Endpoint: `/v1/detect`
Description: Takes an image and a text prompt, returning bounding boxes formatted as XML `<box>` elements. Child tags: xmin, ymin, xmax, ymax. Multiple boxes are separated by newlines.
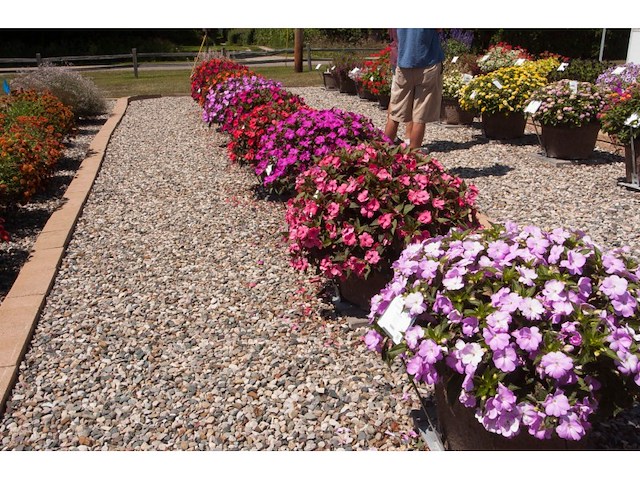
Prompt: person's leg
<box><xmin>409</xmin><ymin>121</ymin><xmax>425</xmax><ymax>149</ymax></box>
<box><xmin>384</xmin><ymin>116</ymin><xmax>400</xmax><ymax>142</ymax></box>
<box><xmin>405</xmin><ymin>122</ymin><xmax>414</xmax><ymax>142</ymax></box>
<box><xmin>386</xmin><ymin>67</ymin><xmax>412</xmax><ymax>144</ymax></box>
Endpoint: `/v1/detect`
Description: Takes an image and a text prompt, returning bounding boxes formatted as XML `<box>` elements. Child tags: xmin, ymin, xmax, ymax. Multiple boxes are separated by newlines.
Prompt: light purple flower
<box><xmin>417</xmin><ymin>259</ymin><xmax>439</xmax><ymax>281</ymax></box>
<box><xmin>540</xmin><ymin>351</ymin><xmax>574</xmax><ymax>379</ymax></box>
<box><xmin>519</xmin><ymin>297</ymin><xmax>544</xmax><ymax>320</ymax></box>
<box><xmin>462</xmin><ymin>316</ymin><xmax>479</xmax><ymax>336</ymax></box>
<box><xmin>364</xmin><ymin>330</ymin><xmax>384</xmax><ymax>352</ymax></box>
<box><xmin>404</xmin><ymin>325</ymin><xmax>424</xmax><ymax>350</ymax></box>
<box><xmin>560</xmin><ymin>250</ymin><xmax>586</xmax><ymax>275</ymax></box>
<box><xmin>544</xmin><ymin>391</ymin><xmax>571</xmax><ymax>417</ymax></box>
<box><xmin>456</xmin><ymin>340</ymin><xmax>485</xmax><ymax>374</ymax></box>
<box><xmin>442</xmin><ymin>266</ymin><xmax>466</xmax><ymax>290</ymax></box>
<box><xmin>417</xmin><ymin>339</ymin><xmax>443</xmax><ymax>364</ymax></box>
<box><xmin>600</xmin><ymin>275</ymin><xmax>628</xmax><ymax>298</ymax></box>
<box><xmin>433</xmin><ymin>292</ymin><xmax>453</xmax><ymax>314</ymax></box>
<box><xmin>603</xmin><ymin>254</ymin><xmax>626</xmax><ymax>274</ymax></box>
<box><xmin>556</xmin><ymin>413</ymin><xmax>586</xmax><ymax>441</ymax></box>
<box><xmin>493</xmin><ymin>346</ymin><xmax>518</xmax><ymax>372</ymax></box>
<box><xmin>486</xmin><ymin>310</ymin><xmax>511</xmax><ymax>332</ymax></box>
<box><xmin>483</xmin><ymin>328</ymin><xmax>511</xmax><ymax>351</ymax></box>
<box><xmin>513</xmin><ymin>326</ymin><xmax>543</xmax><ymax>352</ymax></box>
<box><xmin>404</xmin><ymin>292</ymin><xmax>426</xmax><ymax>316</ymax></box>
<box><xmin>516</xmin><ymin>266</ymin><xmax>538</xmax><ymax>286</ymax></box>
<box><xmin>608</xmin><ymin>327</ymin><xmax>634</xmax><ymax>352</ymax></box>
<box><xmin>616</xmin><ymin>350</ymin><xmax>639</xmax><ymax>375</ymax></box>
<box><xmin>612</xmin><ymin>292</ymin><xmax>637</xmax><ymax>318</ymax></box>
<box><xmin>542</xmin><ymin>280</ymin><xmax>566</xmax><ymax>302</ymax></box>
<box><xmin>548</xmin><ymin>244</ymin><xmax>564</xmax><ymax>264</ymax></box>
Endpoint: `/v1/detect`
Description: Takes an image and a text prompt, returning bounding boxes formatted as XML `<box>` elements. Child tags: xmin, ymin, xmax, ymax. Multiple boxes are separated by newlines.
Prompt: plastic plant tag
<box><xmin>480</xmin><ymin>54</ymin><xmax>490</xmax><ymax>62</ymax></box>
<box><xmin>330</xmin><ymin>66</ymin><xmax>336</xmax><ymax>71</ymax></box>
<box><xmin>462</xmin><ymin>74</ymin><xmax>473</xmax><ymax>84</ymax></box>
<box><xmin>514</xmin><ymin>58</ymin><xmax>526</xmax><ymax>66</ymax></box>
<box><xmin>313</xmin><ymin>189</ymin><xmax>320</xmax><ymax>199</ymax></box>
<box><xmin>625</xmin><ymin>112</ymin><xmax>640</xmax><ymax>127</ymax></box>
<box><xmin>558</xmin><ymin>62</ymin><xmax>569</xmax><ymax>71</ymax></box>
<box><xmin>524</xmin><ymin>100</ymin><xmax>542</xmax><ymax>114</ymax></box>
<box><xmin>377</xmin><ymin>296</ymin><xmax>414</xmax><ymax>345</ymax></box>
<box><xmin>315</xmin><ymin>63</ymin><xmax>322</xmax><ymax>70</ymax></box>
<box><xmin>612</xmin><ymin>66</ymin><xmax>626</xmax><ymax>75</ymax></box>
<box><xmin>451</xmin><ymin>56</ymin><xmax>459</xmax><ymax>63</ymax></box>
<box><xmin>470</xmin><ymin>90</ymin><xmax>477</xmax><ymax>100</ymax></box>
<box><xmin>265</xmin><ymin>164</ymin><xmax>273</xmax><ymax>176</ymax></box>
<box><xmin>569</xmin><ymin>80</ymin><xmax>578</xmax><ymax>93</ymax></box>
<box><xmin>492</xmin><ymin>79</ymin><xmax>503</xmax><ymax>89</ymax></box>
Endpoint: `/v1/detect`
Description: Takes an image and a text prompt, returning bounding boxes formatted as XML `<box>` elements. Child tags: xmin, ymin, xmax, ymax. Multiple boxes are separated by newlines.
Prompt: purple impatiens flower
<box><xmin>540</xmin><ymin>351</ymin><xmax>574</xmax><ymax>379</ymax></box>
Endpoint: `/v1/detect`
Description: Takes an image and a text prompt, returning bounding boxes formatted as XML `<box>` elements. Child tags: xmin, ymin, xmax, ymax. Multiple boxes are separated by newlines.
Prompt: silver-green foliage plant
<box><xmin>10</xmin><ymin>63</ymin><xmax>107</xmax><ymax>118</ymax></box>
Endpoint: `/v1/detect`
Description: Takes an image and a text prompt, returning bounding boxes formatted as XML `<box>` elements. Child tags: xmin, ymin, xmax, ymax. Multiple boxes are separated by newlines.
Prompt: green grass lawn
<box><xmin>83</xmin><ymin>65</ymin><xmax>323</xmax><ymax>98</ymax></box>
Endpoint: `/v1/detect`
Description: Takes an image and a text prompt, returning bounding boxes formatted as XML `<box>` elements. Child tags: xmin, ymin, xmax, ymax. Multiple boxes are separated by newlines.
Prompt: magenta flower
<box><xmin>540</xmin><ymin>351</ymin><xmax>574</xmax><ymax>379</ymax></box>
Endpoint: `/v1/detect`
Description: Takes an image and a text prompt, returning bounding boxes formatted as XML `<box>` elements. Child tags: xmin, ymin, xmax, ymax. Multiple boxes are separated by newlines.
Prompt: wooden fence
<box><xmin>0</xmin><ymin>46</ymin><xmax>382</xmax><ymax>77</ymax></box>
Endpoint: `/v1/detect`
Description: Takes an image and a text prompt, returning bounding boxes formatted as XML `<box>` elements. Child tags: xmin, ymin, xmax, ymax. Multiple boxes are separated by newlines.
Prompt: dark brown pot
<box><xmin>336</xmin><ymin>269</ymin><xmax>393</xmax><ymax>311</ymax></box>
<box><xmin>624</xmin><ymin>138</ymin><xmax>640</xmax><ymax>183</ymax></box>
<box><xmin>434</xmin><ymin>382</ymin><xmax>591</xmax><ymax>451</ymax></box>
<box><xmin>378</xmin><ymin>94</ymin><xmax>390</xmax><ymax>110</ymax></box>
<box><xmin>337</xmin><ymin>72</ymin><xmax>357</xmax><ymax>95</ymax></box>
<box><xmin>323</xmin><ymin>72</ymin><xmax>337</xmax><ymax>90</ymax></box>
<box><xmin>441</xmin><ymin>98</ymin><xmax>476</xmax><ymax>125</ymax></box>
<box><xmin>541</xmin><ymin>122</ymin><xmax>600</xmax><ymax>160</ymax></box>
<box><xmin>481</xmin><ymin>111</ymin><xmax>526</xmax><ymax>139</ymax></box>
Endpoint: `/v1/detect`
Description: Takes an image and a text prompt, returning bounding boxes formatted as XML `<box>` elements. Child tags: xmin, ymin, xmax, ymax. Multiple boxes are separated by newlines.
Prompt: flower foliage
<box><xmin>477</xmin><ymin>43</ymin><xmax>533</xmax><ymax>74</ymax></box>
<box><xmin>595</xmin><ymin>63</ymin><xmax>640</xmax><ymax>95</ymax></box>
<box><xmin>254</xmin><ymin>108</ymin><xmax>386</xmax><ymax>194</ymax></box>
<box><xmin>227</xmin><ymin>102</ymin><xmax>303</xmax><ymax>166</ymax></box>
<box><xmin>203</xmin><ymin>75</ymin><xmax>306</xmax><ymax>137</ymax></box>
<box><xmin>366</xmin><ymin>221</ymin><xmax>640</xmax><ymax>442</ymax></box>
<box><xmin>360</xmin><ymin>47</ymin><xmax>393</xmax><ymax>96</ymax></box>
<box><xmin>598</xmin><ymin>82</ymin><xmax>640</xmax><ymax>144</ymax></box>
<box><xmin>0</xmin><ymin>89</ymin><xmax>73</xmax><ymax>203</ymax></box>
<box><xmin>442</xmin><ymin>67</ymin><xmax>473</xmax><ymax>101</ymax></box>
<box><xmin>285</xmin><ymin>142</ymin><xmax>479</xmax><ymax>280</ymax></box>
<box><xmin>528</xmin><ymin>80</ymin><xmax>605</xmax><ymax>127</ymax></box>
<box><xmin>190</xmin><ymin>58</ymin><xmax>250</xmax><ymax>106</ymax></box>
<box><xmin>459</xmin><ymin>63</ymin><xmax>548</xmax><ymax>115</ymax></box>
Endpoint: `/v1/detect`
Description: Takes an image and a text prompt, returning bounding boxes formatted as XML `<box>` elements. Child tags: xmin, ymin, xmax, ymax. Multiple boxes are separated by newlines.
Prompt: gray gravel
<box><xmin>1</xmin><ymin>87</ymin><xmax>639</xmax><ymax>450</ymax></box>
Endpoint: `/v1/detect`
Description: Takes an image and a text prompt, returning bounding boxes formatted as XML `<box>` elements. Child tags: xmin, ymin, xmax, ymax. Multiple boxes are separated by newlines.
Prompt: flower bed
<box><xmin>190</xmin><ymin>57</ymin><xmax>251</xmax><ymax>106</ymax></box>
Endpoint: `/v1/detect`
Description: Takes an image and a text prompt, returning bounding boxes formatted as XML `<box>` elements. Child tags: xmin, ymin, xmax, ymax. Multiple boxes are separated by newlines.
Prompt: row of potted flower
<box><xmin>190</xmin><ymin>58</ymin><xmax>640</xmax><ymax>449</ymax></box>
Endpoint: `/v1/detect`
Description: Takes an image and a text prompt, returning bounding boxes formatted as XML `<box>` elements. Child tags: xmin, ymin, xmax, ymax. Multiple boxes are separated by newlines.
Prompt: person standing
<box><xmin>384</xmin><ymin>28</ymin><xmax>444</xmax><ymax>151</ymax></box>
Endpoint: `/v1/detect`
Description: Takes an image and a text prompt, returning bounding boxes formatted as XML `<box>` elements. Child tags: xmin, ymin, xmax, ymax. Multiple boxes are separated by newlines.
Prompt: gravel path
<box><xmin>1</xmin><ymin>87</ymin><xmax>639</xmax><ymax>450</ymax></box>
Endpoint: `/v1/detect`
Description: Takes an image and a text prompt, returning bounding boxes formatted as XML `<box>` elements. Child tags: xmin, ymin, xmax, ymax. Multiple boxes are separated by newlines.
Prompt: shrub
<box><xmin>548</xmin><ymin>59</ymin><xmax>615</xmax><ymax>84</ymax></box>
<box><xmin>10</xmin><ymin>63</ymin><xmax>107</xmax><ymax>118</ymax></box>
<box><xmin>0</xmin><ymin>89</ymin><xmax>74</xmax><ymax>137</ymax></box>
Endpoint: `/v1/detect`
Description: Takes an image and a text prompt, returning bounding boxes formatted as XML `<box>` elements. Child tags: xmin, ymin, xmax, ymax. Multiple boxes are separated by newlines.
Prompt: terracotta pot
<box><xmin>336</xmin><ymin>269</ymin><xmax>393</xmax><ymax>311</ymax></box>
<box><xmin>378</xmin><ymin>94</ymin><xmax>390</xmax><ymax>110</ymax></box>
<box><xmin>337</xmin><ymin>72</ymin><xmax>357</xmax><ymax>95</ymax></box>
<box><xmin>323</xmin><ymin>72</ymin><xmax>337</xmax><ymax>90</ymax></box>
<box><xmin>624</xmin><ymin>138</ymin><xmax>640</xmax><ymax>184</ymax></box>
<box><xmin>481</xmin><ymin>111</ymin><xmax>526</xmax><ymax>139</ymax></box>
<box><xmin>540</xmin><ymin>122</ymin><xmax>600</xmax><ymax>160</ymax></box>
<box><xmin>434</xmin><ymin>382</ymin><xmax>591</xmax><ymax>451</ymax></box>
<box><xmin>441</xmin><ymin>98</ymin><xmax>475</xmax><ymax>125</ymax></box>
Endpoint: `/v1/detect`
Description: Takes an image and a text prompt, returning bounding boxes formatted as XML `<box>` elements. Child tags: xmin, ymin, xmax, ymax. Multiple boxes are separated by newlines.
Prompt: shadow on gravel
<box><xmin>0</xmin><ymin>249</ymin><xmax>29</xmax><ymax>300</ymax></box>
<box><xmin>426</xmin><ymin>137</ymin><xmax>490</xmax><ymax>154</ymax></box>
<box><xmin>449</xmin><ymin>163</ymin><xmax>514</xmax><ymax>179</ymax></box>
<box><xmin>251</xmin><ymin>184</ymin><xmax>293</xmax><ymax>203</ymax></box>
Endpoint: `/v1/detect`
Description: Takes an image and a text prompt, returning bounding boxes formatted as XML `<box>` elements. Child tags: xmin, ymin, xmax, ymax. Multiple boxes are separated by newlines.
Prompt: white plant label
<box><xmin>377</xmin><ymin>296</ymin><xmax>414</xmax><ymax>345</ymax></box>
<box><xmin>451</xmin><ymin>56</ymin><xmax>459</xmax><ymax>63</ymax></box>
<box><xmin>557</xmin><ymin>62</ymin><xmax>569</xmax><ymax>71</ymax></box>
<box><xmin>330</xmin><ymin>66</ymin><xmax>336</xmax><ymax>71</ymax></box>
<box><xmin>370</xmin><ymin>76</ymin><xmax>375</xmax><ymax>81</ymax></box>
<box><xmin>492</xmin><ymin>79</ymin><xmax>503</xmax><ymax>89</ymax></box>
<box><xmin>514</xmin><ymin>58</ymin><xmax>526</xmax><ymax>66</ymax></box>
<box><xmin>480</xmin><ymin>54</ymin><xmax>490</xmax><ymax>62</ymax></box>
<box><xmin>569</xmin><ymin>80</ymin><xmax>579</xmax><ymax>93</ymax></box>
<box><xmin>625</xmin><ymin>112</ymin><xmax>640</xmax><ymax>127</ymax></box>
<box><xmin>612</xmin><ymin>66</ymin><xmax>626</xmax><ymax>75</ymax></box>
<box><xmin>462</xmin><ymin>74</ymin><xmax>473</xmax><ymax>84</ymax></box>
<box><xmin>350</xmin><ymin>67</ymin><xmax>360</xmax><ymax>74</ymax></box>
<box><xmin>524</xmin><ymin>100</ymin><xmax>542</xmax><ymax>114</ymax></box>
<box><xmin>265</xmin><ymin>164</ymin><xmax>273</xmax><ymax>176</ymax></box>
<box><xmin>315</xmin><ymin>63</ymin><xmax>322</xmax><ymax>70</ymax></box>
<box><xmin>470</xmin><ymin>90</ymin><xmax>477</xmax><ymax>100</ymax></box>
<box><xmin>313</xmin><ymin>190</ymin><xmax>320</xmax><ymax>199</ymax></box>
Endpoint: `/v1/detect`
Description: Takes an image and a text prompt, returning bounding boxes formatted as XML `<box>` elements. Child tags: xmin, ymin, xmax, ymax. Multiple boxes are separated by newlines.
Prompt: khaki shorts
<box><xmin>389</xmin><ymin>63</ymin><xmax>443</xmax><ymax>124</ymax></box>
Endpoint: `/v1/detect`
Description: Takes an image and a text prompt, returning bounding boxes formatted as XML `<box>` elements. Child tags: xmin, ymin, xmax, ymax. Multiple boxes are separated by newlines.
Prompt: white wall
<box><xmin>627</xmin><ymin>29</ymin><xmax>640</xmax><ymax>63</ymax></box>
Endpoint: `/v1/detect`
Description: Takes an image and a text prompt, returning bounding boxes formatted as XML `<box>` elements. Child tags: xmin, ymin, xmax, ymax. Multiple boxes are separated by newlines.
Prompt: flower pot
<box><xmin>337</xmin><ymin>72</ymin><xmax>357</xmax><ymax>95</ymax></box>
<box><xmin>434</xmin><ymin>383</ymin><xmax>591</xmax><ymax>451</ymax></box>
<box><xmin>441</xmin><ymin>98</ymin><xmax>475</xmax><ymax>125</ymax></box>
<box><xmin>323</xmin><ymin>72</ymin><xmax>337</xmax><ymax>90</ymax></box>
<box><xmin>624</xmin><ymin>138</ymin><xmax>640</xmax><ymax>184</ymax></box>
<box><xmin>337</xmin><ymin>269</ymin><xmax>393</xmax><ymax>311</ymax></box>
<box><xmin>481</xmin><ymin>111</ymin><xmax>526</xmax><ymax>139</ymax></box>
<box><xmin>540</xmin><ymin>122</ymin><xmax>600</xmax><ymax>160</ymax></box>
<box><xmin>378</xmin><ymin>94</ymin><xmax>390</xmax><ymax>110</ymax></box>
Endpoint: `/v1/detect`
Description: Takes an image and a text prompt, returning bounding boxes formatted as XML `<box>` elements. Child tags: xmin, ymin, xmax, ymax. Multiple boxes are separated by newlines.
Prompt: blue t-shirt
<box><xmin>396</xmin><ymin>28</ymin><xmax>444</xmax><ymax>68</ymax></box>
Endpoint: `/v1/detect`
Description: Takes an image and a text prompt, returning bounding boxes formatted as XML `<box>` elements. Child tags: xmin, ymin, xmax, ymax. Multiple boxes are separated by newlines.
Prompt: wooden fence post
<box><xmin>306</xmin><ymin>44</ymin><xmax>312</xmax><ymax>71</ymax></box>
<box><xmin>132</xmin><ymin>48</ymin><xmax>138</xmax><ymax>78</ymax></box>
<box><xmin>36</xmin><ymin>53</ymin><xmax>41</xmax><ymax>66</ymax></box>
<box><xmin>294</xmin><ymin>29</ymin><xmax>303</xmax><ymax>72</ymax></box>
